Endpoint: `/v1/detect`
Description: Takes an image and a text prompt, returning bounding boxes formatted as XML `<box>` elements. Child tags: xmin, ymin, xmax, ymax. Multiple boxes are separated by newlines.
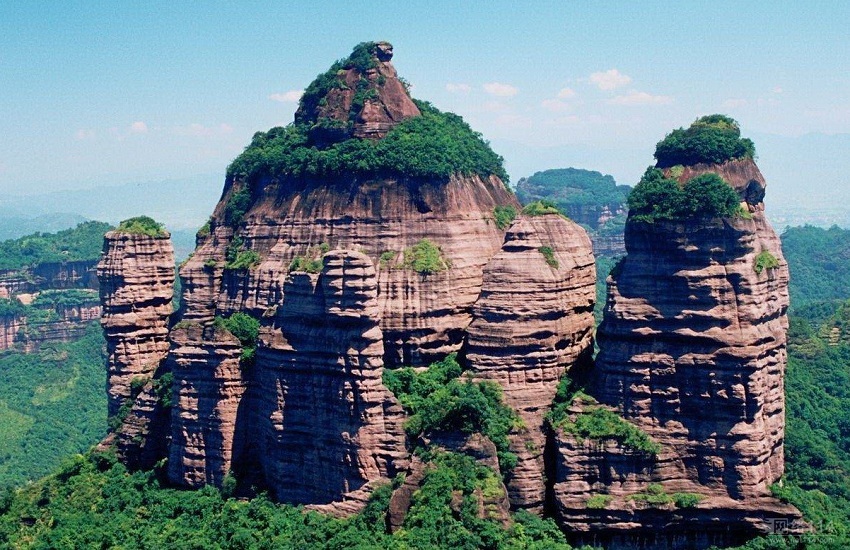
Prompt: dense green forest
<box><xmin>0</xmin><ymin>221</ymin><xmax>112</xmax><ymax>271</ymax></box>
<box><xmin>515</xmin><ymin>168</ymin><xmax>630</xmax><ymax>210</ymax></box>
<box><xmin>0</xmin><ymin>323</ymin><xmax>106</xmax><ymax>489</ymax></box>
<box><xmin>781</xmin><ymin>225</ymin><xmax>850</xmax><ymax>309</ymax></box>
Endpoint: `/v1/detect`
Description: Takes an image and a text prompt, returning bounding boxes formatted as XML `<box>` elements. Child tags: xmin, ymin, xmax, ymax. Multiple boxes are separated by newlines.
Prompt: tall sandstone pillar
<box><xmin>97</xmin><ymin>229</ymin><xmax>174</xmax><ymax>417</ymax></box>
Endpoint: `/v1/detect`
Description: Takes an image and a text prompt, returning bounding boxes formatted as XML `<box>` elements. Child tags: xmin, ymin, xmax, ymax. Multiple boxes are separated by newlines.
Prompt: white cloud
<box><xmin>589</xmin><ymin>69</ymin><xmax>632</xmax><ymax>91</ymax></box>
<box><xmin>174</xmin><ymin>123</ymin><xmax>234</xmax><ymax>137</ymax></box>
<box><xmin>74</xmin><ymin>129</ymin><xmax>96</xmax><ymax>141</ymax></box>
<box><xmin>772</xmin><ymin>86</ymin><xmax>784</xmax><ymax>94</ymax></box>
<box><xmin>129</xmin><ymin>121</ymin><xmax>148</xmax><ymax>134</ymax></box>
<box><xmin>609</xmin><ymin>90</ymin><xmax>672</xmax><ymax>106</ymax></box>
<box><xmin>446</xmin><ymin>83</ymin><xmax>471</xmax><ymax>93</ymax></box>
<box><xmin>541</xmin><ymin>99</ymin><xmax>572</xmax><ymax>112</ymax></box>
<box><xmin>722</xmin><ymin>98</ymin><xmax>748</xmax><ymax>109</ymax></box>
<box><xmin>557</xmin><ymin>87</ymin><xmax>577</xmax><ymax>99</ymax></box>
<box><xmin>269</xmin><ymin>90</ymin><xmax>303</xmax><ymax>102</ymax></box>
<box><xmin>483</xmin><ymin>82</ymin><xmax>519</xmax><ymax>97</ymax></box>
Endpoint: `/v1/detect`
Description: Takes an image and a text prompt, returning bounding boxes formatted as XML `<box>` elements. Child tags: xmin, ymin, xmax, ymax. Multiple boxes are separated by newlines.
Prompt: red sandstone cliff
<box><xmin>465</xmin><ymin>212</ymin><xmax>596</xmax><ymax>511</ymax></box>
<box><xmin>97</xmin><ymin>230</ymin><xmax>174</xmax><ymax>417</ymax></box>
<box><xmin>552</xmin><ymin>157</ymin><xmax>803</xmax><ymax>546</ymax></box>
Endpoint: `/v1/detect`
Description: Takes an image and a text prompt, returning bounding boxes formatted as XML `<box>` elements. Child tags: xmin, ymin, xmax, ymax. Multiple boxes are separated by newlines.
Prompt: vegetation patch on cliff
<box><xmin>522</xmin><ymin>199</ymin><xmax>562</xmax><ymax>217</ymax></box>
<box><xmin>214</xmin><ymin>313</ymin><xmax>260</xmax><ymax>366</ymax></box>
<box><xmin>547</xmin><ymin>376</ymin><xmax>661</xmax><ymax>455</ymax></box>
<box><xmin>383</xmin><ymin>353</ymin><xmax>522</xmax><ymax>474</ymax></box>
<box><xmin>116</xmin><ymin>216</ymin><xmax>167</xmax><ymax>238</ymax></box>
<box><xmin>538</xmin><ymin>246</ymin><xmax>559</xmax><ymax>268</ymax></box>
<box><xmin>754</xmin><ymin>250</ymin><xmax>781</xmax><ymax>274</ymax></box>
<box><xmin>492</xmin><ymin>205</ymin><xmax>517</xmax><ymax>230</ymax></box>
<box><xmin>627</xmin><ymin>168</ymin><xmax>741</xmax><ymax>223</ymax></box>
<box><xmin>228</xmin><ymin>102</ymin><xmax>507</xmax><ymax>185</ymax></box>
<box><xmin>402</xmin><ymin>239</ymin><xmax>449</xmax><ymax>274</ymax></box>
<box><xmin>654</xmin><ymin>114</ymin><xmax>756</xmax><ymax>167</ymax></box>
<box><xmin>626</xmin><ymin>483</ymin><xmax>704</xmax><ymax>509</ymax></box>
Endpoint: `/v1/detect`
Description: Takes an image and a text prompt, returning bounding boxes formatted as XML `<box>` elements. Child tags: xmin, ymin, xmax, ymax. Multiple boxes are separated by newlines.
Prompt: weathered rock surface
<box><xmin>113</xmin><ymin>378</ymin><xmax>171</xmax><ymax>470</ymax></box>
<box><xmin>180</xmin><ymin>172</ymin><xmax>518</xmax><ymax>367</ymax></box>
<box><xmin>97</xmin><ymin>231</ymin><xmax>174</xmax><ymax>416</ymax></box>
<box><xmin>168</xmin><ymin>323</ymin><xmax>247</xmax><ymax>487</ymax></box>
<box><xmin>246</xmin><ymin>251</ymin><xmax>407</xmax><ymax>510</ymax></box>
<box><xmin>295</xmin><ymin>41</ymin><xmax>420</xmax><ymax>141</ymax></box>
<box><xmin>555</xmin><ymin>158</ymin><xmax>799</xmax><ymax>546</ymax></box>
<box><xmin>465</xmin><ymin>213</ymin><xmax>596</xmax><ymax>511</ymax></box>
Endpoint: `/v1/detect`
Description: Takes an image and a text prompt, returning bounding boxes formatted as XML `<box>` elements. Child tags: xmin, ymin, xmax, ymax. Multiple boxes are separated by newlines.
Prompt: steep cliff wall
<box><xmin>552</xmin><ymin>157</ymin><xmax>801</xmax><ymax>544</ymax></box>
<box><xmin>465</xmin><ymin>213</ymin><xmax>595</xmax><ymax>511</ymax></box>
<box><xmin>180</xmin><ymin>173</ymin><xmax>517</xmax><ymax>367</ymax></box>
<box><xmin>97</xmin><ymin>230</ymin><xmax>174</xmax><ymax>416</ymax></box>
<box><xmin>243</xmin><ymin>251</ymin><xmax>407</xmax><ymax>510</ymax></box>
<box><xmin>167</xmin><ymin>323</ymin><xmax>246</xmax><ymax>487</ymax></box>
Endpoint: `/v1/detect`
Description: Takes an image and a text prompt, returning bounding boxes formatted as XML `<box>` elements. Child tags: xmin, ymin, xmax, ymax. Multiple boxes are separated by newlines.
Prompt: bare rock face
<box><xmin>167</xmin><ymin>323</ymin><xmax>247</xmax><ymax>487</ymax></box>
<box><xmin>247</xmin><ymin>251</ymin><xmax>407</xmax><ymax>510</ymax></box>
<box><xmin>464</xmin><ymin>213</ymin><xmax>596</xmax><ymax>511</ymax></box>
<box><xmin>553</xmin><ymin>158</ymin><xmax>800</xmax><ymax>546</ymax></box>
<box><xmin>113</xmin><ymin>378</ymin><xmax>171</xmax><ymax>470</ymax></box>
<box><xmin>97</xmin><ymin>231</ymin><xmax>174</xmax><ymax>417</ymax></box>
<box><xmin>180</xmin><ymin>173</ymin><xmax>518</xmax><ymax>367</ymax></box>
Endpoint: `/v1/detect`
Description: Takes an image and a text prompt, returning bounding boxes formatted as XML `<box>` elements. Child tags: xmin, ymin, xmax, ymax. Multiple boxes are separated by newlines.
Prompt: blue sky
<box><xmin>1</xmin><ymin>1</ymin><xmax>848</xmax><ymax>211</ymax></box>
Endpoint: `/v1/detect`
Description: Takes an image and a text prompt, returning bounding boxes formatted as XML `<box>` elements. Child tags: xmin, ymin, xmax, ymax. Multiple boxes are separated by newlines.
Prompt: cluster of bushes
<box><xmin>626</xmin><ymin>483</ymin><xmax>703</xmax><ymax>509</ymax></box>
<box><xmin>383</xmin><ymin>353</ymin><xmax>522</xmax><ymax>475</ymax></box>
<box><xmin>224</xmin><ymin>236</ymin><xmax>261</xmax><ymax>270</ymax></box>
<box><xmin>214</xmin><ymin>312</ymin><xmax>260</xmax><ymax>366</ymax></box>
<box><xmin>521</xmin><ymin>199</ymin><xmax>561</xmax><ymax>217</ymax></box>
<box><xmin>0</xmin><ymin>221</ymin><xmax>112</xmax><ymax>271</ymax></box>
<box><xmin>402</xmin><ymin>239</ymin><xmax>448</xmax><ymax>274</ymax></box>
<box><xmin>227</xmin><ymin>101</ymin><xmax>508</xmax><ymax>184</ymax></box>
<box><xmin>31</xmin><ymin>289</ymin><xmax>99</xmax><ymax>310</ymax></box>
<box><xmin>627</xmin><ymin>168</ymin><xmax>742</xmax><ymax>223</ymax></box>
<box><xmin>492</xmin><ymin>205</ymin><xmax>517</xmax><ymax>230</ymax></box>
<box><xmin>654</xmin><ymin>114</ymin><xmax>756</xmax><ymax>167</ymax></box>
<box><xmin>547</xmin><ymin>377</ymin><xmax>661</xmax><ymax>455</ymax></box>
<box><xmin>116</xmin><ymin>216</ymin><xmax>167</xmax><ymax>238</ymax></box>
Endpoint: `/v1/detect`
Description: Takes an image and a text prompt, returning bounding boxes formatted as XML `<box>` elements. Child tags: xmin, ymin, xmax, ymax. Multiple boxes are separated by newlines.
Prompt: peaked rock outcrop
<box><xmin>245</xmin><ymin>251</ymin><xmax>407</xmax><ymax>510</ymax></box>
<box><xmin>168</xmin><ymin>323</ymin><xmax>247</xmax><ymax>487</ymax></box>
<box><xmin>295</xmin><ymin>41</ymin><xmax>420</xmax><ymax>141</ymax></box>
<box><xmin>465</xmin><ymin>212</ymin><xmax>595</xmax><ymax>511</ymax></box>
<box><xmin>553</xmin><ymin>155</ymin><xmax>802</xmax><ymax>545</ymax></box>
<box><xmin>97</xmin><ymin>230</ymin><xmax>174</xmax><ymax>417</ymax></box>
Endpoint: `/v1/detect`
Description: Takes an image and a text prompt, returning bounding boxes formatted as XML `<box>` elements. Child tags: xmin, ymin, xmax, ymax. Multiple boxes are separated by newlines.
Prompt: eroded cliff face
<box><xmin>97</xmin><ymin>231</ymin><xmax>174</xmax><ymax>417</ymax></box>
<box><xmin>552</xmin><ymin>157</ymin><xmax>801</xmax><ymax>545</ymax></box>
<box><xmin>465</xmin><ymin>213</ymin><xmax>596</xmax><ymax>511</ymax></box>
<box><xmin>167</xmin><ymin>323</ymin><xmax>246</xmax><ymax>487</ymax></box>
<box><xmin>180</xmin><ymin>174</ymin><xmax>517</xmax><ymax>367</ymax></box>
<box><xmin>244</xmin><ymin>251</ymin><xmax>407</xmax><ymax>510</ymax></box>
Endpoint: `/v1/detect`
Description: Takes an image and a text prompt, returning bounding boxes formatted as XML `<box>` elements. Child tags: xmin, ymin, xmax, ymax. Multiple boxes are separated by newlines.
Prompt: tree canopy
<box><xmin>627</xmin><ymin>168</ymin><xmax>741</xmax><ymax>223</ymax></box>
<box><xmin>654</xmin><ymin>114</ymin><xmax>756</xmax><ymax>168</ymax></box>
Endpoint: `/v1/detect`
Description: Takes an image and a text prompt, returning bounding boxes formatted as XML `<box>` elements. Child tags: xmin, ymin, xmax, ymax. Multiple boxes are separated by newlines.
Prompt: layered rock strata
<box><xmin>245</xmin><ymin>251</ymin><xmax>407</xmax><ymax>508</ymax></box>
<box><xmin>465</xmin><ymin>213</ymin><xmax>595</xmax><ymax>511</ymax></box>
<box><xmin>180</xmin><ymin>173</ymin><xmax>518</xmax><ymax>367</ymax></box>
<box><xmin>97</xmin><ymin>230</ymin><xmax>174</xmax><ymax>416</ymax></box>
<box><xmin>555</xmin><ymin>158</ymin><xmax>800</xmax><ymax>544</ymax></box>
<box><xmin>168</xmin><ymin>323</ymin><xmax>247</xmax><ymax>487</ymax></box>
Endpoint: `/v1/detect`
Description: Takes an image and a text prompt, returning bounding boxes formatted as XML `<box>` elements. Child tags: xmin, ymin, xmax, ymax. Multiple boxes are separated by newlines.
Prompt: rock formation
<box><xmin>178</xmin><ymin>42</ymin><xmax>518</xmax><ymax>367</ymax></box>
<box><xmin>243</xmin><ymin>251</ymin><xmax>407</xmax><ymax>510</ymax></box>
<box><xmin>465</xmin><ymin>212</ymin><xmax>596</xmax><ymax>511</ymax></box>
<box><xmin>167</xmin><ymin>323</ymin><xmax>246</xmax><ymax>487</ymax></box>
<box><xmin>295</xmin><ymin>41</ymin><xmax>420</xmax><ymax>141</ymax></box>
<box><xmin>97</xmin><ymin>230</ymin><xmax>174</xmax><ymax>416</ymax></box>
<box><xmin>551</xmin><ymin>156</ymin><xmax>802</xmax><ymax>545</ymax></box>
